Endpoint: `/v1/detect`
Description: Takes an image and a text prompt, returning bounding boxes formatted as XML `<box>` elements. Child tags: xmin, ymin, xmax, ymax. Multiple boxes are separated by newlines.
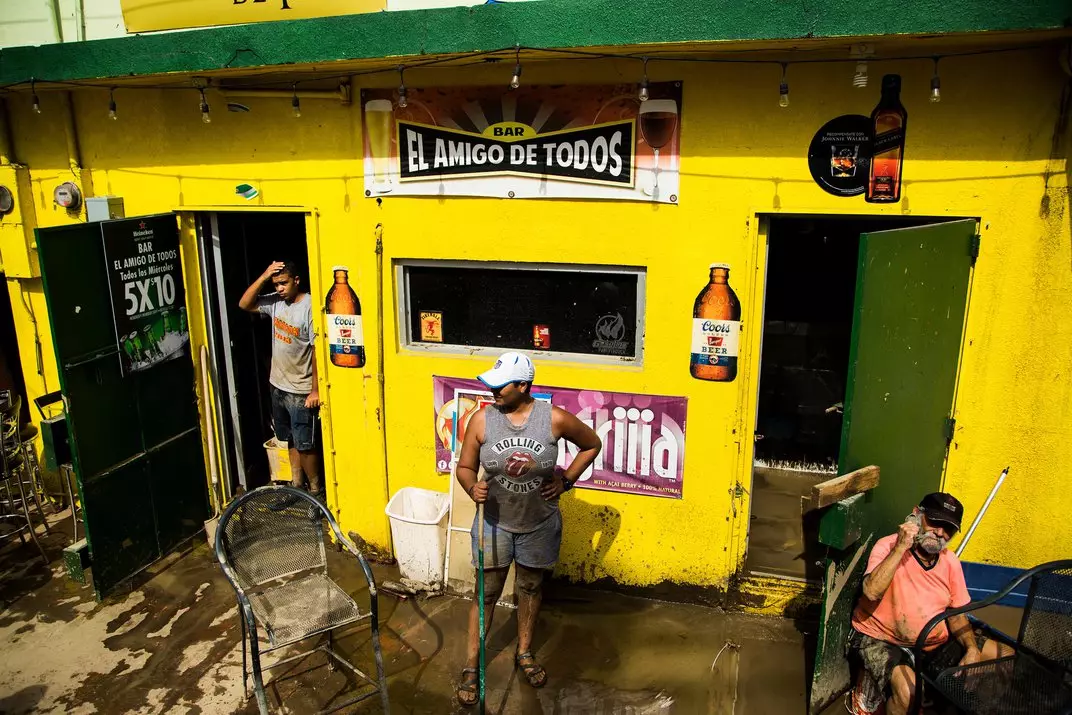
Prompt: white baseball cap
<box><xmin>478</xmin><ymin>352</ymin><xmax>535</xmax><ymax>388</ymax></box>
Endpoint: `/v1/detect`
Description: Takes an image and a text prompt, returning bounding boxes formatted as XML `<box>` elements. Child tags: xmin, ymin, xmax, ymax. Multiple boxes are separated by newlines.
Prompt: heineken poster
<box><xmin>361</xmin><ymin>83</ymin><xmax>682</xmax><ymax>204</ymax></box>
<box><xmin>101</xmin><ymin>215</ymin><xmax>190</xmax><ymax>375</ymax></box>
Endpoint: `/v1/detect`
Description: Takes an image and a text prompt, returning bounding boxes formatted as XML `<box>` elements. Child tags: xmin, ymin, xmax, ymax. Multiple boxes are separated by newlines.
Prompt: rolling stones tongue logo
<box><xmin>504</xmin><ymin>451</ymin><xmax>536</xmax><ymax>478</ymax></box>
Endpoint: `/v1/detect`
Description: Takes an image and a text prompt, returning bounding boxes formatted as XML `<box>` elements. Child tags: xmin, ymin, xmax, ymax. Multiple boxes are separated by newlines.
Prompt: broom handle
<box><xmin>956</xmin><ymin>466</ymin><xmax>1010</xmax><ymax>558</ymax></box>
<box><xmin>476</xmin><ymin>466</ymin><xmax>487</xmax><ymax>715</ymax></box>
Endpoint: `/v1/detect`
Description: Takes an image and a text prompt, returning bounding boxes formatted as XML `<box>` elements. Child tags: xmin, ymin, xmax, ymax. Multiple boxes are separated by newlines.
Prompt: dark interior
<box><xmin>755</xmin><ymin>218</ymin><xmax>861</xmax><ymax>469</ymax></box>
<box><xmin>204</xmin><ymin>212</ymin><xmax>310</xmax><ymax>491</ymax></box>
<box><xmin>0</xmin><ymin>275</ymin><xmax>29</xmax><ymax>426</ymax></box>
<box><xmin>405</xmin><ymin>265</ymin><xmax>639</xmax><ymax>357</ymax></box>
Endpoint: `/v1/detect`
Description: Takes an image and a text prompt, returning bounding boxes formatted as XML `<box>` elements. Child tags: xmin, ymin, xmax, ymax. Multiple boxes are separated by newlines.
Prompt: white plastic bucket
<box><xmin>385</xmin><ymin>487</ymin><xmax>450</xmax><ymax>587</ymax></box>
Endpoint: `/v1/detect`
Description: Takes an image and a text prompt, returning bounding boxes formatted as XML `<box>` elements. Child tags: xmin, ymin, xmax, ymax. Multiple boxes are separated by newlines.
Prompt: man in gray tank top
<box><xmin>454</xmin><ymin>352</ymin><xmax>602</xmax><ymax>707</ymax></box>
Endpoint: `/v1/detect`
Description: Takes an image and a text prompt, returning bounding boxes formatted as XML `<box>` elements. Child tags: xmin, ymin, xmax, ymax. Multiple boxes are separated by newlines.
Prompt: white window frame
<box><xmin>396</xmin><ymin>259</ymin><xmax>646</xmax><ymax>366</ymax></box>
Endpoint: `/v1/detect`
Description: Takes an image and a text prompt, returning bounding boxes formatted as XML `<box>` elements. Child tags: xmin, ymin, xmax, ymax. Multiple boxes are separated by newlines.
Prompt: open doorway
<box><xmin>197</xmin><ymin>212</ymin><xmax>312</xmax><ymax>492</ymax></box>
<box><xmin>0</xmin><ymin>276</ymin><xmax>30</xmax><ymax>428</ymax></box>
<box><xmin>745</xmin><ymin>216</ymin><xmax>941</xmax><ymax>581</ymax></box>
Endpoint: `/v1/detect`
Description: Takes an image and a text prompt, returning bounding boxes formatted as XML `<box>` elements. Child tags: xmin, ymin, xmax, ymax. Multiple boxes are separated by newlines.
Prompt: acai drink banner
<box><xmin>362</xmin><ymin>83</ymin><xmax>682</xmax><ymax>204</ymax></box>
<box><xmin>433</xmin><ymin>376</ymin><xmax>688</xmax><ymax>499</ymax></box>
<box><xmin>101</xmin><ymin>215</ymin><xmax>190</xmax><ymax>375</ymax></box>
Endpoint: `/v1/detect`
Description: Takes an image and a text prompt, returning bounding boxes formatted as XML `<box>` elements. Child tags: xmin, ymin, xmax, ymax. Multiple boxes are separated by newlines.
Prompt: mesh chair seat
<box><xmin>215</xmin><ymin>485</ymin><xmax>390</xmax><ymax>714</ymax></box>
<box><xmin>915</xmin><ymin>561</ymin><xmax>1072</xmax><ymax>715</ymax></box>
<box><xmin>249</xmin><ymin>571</ymin><xmax>366</xmax><ymax>648</ymax></box>
<box><xmin>934</xmin><ymin>655</ymin><xmax>1072</xmax><ymax>715</ymax></box>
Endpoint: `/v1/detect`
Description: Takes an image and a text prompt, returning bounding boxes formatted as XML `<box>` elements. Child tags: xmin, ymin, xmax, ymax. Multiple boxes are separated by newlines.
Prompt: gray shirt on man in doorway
<box><xmin>256</xmin><ymin>293</ymin><xmax>314</xmax><ymax>395</ymax></box>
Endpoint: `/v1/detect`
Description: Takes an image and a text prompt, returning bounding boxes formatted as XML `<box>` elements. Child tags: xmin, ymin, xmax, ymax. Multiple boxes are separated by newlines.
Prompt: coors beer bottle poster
<box><xmin>361</xmin><ymin>83</ymin><xmax>683</xmax><ymax>203</ymax></box>
<box><xmin>101</xmin><ymin>215</ymin><xmax>191</xmax><ymax>375</ymax></box>
<box><xmin>691</xmin><ymin>263</ymin><xmax>742</xmax><ymax>382</ymax></box>
<box><xmin>324</xmin><ymin>266</ymin><xmax>365</xmax><ymax>368</ymax></box>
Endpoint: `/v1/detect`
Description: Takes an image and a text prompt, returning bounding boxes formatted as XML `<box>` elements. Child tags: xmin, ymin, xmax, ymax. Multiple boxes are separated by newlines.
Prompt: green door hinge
<box><xmin>944</xmin><ymin>416</ymin><xmax>956</xmax><ymax>442</ymax></box>
<box><xmin>970</xmin><ymin>234</ymin><xmax>981</xmax><ymax>264</ymax></box>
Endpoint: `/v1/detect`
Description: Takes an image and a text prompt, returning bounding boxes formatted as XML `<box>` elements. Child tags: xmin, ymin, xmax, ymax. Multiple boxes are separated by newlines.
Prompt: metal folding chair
<box><xmin>215</xmin><ymin>485</ymin><xmax>390</xmax><ymax>714</ymax></box>
<box><xmin>913</xmin><ymin>559</ymin><xmax>1072</xmax><ymax>715</ymax></box>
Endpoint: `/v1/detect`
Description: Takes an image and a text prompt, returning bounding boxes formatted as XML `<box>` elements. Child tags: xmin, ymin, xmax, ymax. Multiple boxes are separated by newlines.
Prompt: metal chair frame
<box><xmin>215</xmin><ymin>485</ymin><xmax>390</xmax><ymax>715</ymax></box>
<box><xmin>913</xmin><ymin>558</ymin><xmax>1072</xmax><ymax>715</ymax></box>
<box><xmin>0</xmin><ymin>393</ymin><xmax>49</xmax><ymax>564</ymax></box>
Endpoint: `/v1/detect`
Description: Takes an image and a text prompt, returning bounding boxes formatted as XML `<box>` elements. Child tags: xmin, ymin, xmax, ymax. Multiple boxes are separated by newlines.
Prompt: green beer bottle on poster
<box><xmin>178</xmin><ymin>307</ymin><xmax>187</xmax><ymax>334</ymax></box>
<box><xmin>129</xmin><ymin>331</ymin><xmax>145</xmax><ymax>361</ymax></box>
<box><xmin>325</xmin><ymin>266</ymin><xmax>365</xmax><ymax>368</ymax></box>
<box><xmin>142</xmin><ymin>325</ymin><xmax>160</xmax><ymax>358</ymax></box>
<box><xmin>122</xmin><ymin>335</ymin><xmax>136</xmax><ymax>363</ymax></box>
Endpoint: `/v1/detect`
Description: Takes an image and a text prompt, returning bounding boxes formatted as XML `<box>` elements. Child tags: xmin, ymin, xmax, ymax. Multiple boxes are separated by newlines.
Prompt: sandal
<box><xmin>515</xmin><ymin>651</ymin><xmax>547</xmax><ymax>689</ymax></box>
<box><xmin>457</xmin><ymin>667</ymin><xmax>479</xmax><ymax>707</ymax></box>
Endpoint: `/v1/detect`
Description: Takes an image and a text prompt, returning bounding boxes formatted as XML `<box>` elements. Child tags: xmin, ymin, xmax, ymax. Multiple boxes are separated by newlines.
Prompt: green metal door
<box><xmin>808</xmin><ymin>219</ymin><xmax>976</xmax><ymax>713</ymax></box>
<box><xmin>36</xmin><ymin>217</ymin><xmax>208</xmax><ymax>599</ymax></box>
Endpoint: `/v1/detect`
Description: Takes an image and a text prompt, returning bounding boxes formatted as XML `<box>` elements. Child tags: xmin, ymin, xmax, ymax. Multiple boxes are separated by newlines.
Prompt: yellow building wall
<box><xmin>1</xmin><ymin>46</ymin><xmax>1067</xmax><ymax>590</ymax></box>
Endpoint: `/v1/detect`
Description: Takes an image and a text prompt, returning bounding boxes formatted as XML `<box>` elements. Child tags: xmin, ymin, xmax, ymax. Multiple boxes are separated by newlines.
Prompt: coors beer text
<box><xmin>325</xmin><ymin>266</ymin><xmax>365</xmax><ymax>368</ymax></box>
<box><xmin>690</xmin><ymin>263</ymin><xmax>741</xmax><ymax>382</ymax></box>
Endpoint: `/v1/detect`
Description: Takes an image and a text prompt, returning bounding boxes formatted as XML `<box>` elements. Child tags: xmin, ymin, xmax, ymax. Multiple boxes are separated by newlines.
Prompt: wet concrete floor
<box><xmin>0</xmin><ymin>512</ymin><xmax>1020</xmax><ymax>714</ymax></box>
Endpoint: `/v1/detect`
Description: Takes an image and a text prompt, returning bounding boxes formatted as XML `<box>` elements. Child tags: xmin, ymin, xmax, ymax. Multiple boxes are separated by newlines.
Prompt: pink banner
<box><xmin>432</xmin><ymin>376</ymin><xmax>687</xmax><ymax>499</ymax></box>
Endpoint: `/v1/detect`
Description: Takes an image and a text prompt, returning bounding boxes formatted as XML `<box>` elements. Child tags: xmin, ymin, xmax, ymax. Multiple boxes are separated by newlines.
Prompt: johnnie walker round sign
<box><xmin>807</xmin><ymin>115</ymin><xmax>872</xmax><ymax>197</ymax></box>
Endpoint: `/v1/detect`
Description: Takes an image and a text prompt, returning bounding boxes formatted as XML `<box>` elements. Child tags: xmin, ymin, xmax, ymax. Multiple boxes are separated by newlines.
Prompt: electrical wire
<box><xmin>0</xmin><ymin>41</ymin><xmax>1053</xmax><ymax>96</ymax></box>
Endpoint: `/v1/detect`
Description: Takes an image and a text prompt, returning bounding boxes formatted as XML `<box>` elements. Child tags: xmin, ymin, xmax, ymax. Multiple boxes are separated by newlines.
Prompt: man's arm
<box><xmin>540</xmin><ymin>407</ymin><xmax>602</xmax><ymax>499</ymax></box>
<box><xmin>456</xmin><ymin>410</ymin><xmax>487</xmax><ymax>504</ymax></box>
<box><xmin>949</xmin><ymin>613</ymin><xmax>981</xmax><ymax>665</ymax></box>
<box><xmin>238</xmin><ymin>261</ymin><xmax>285</xmax><ymax>312</ymax></box>
<box><xmin>305</xmin><ymin>351</ymin><xmax>320</xmax><ymax>409</ymax></box>
<box><xmin>861</xmin><ymin>519</ymin><xmax>918</xmax><ymax>601</ymax></box>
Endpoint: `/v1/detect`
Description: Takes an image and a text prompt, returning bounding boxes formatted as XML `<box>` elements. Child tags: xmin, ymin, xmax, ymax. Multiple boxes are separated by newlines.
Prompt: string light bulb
<box><xmin>31</xmin><ymin>79</ymin><xmax>41</xmax><ymax>114</ymax></box>
<box><xmin>397</xmin><ymin>66</ymin><xmax>408</xmax><ymax>109</ymax></box>
<box><xmin>199</xmin><ymin>88</ymin><xmax>211</xmax><ymax>124</ymax></box>
<box><xmin>778</xmin><ymin>63</ymin><xmax>789</xmax><ymax>108</ymax></box>
<box><xmin>638</xmin><ymin>57</ymin><xmax>650</xmax><ymax>102</ymax></box>
<box><xmin>291</xmin><ymin>85</ymin><xmax>301</xmax><ymax>118</ymax></box>
<box><xmin>108</xmin><ymin>89</ymin><xmax>118</xmax><ymax>121</ymax></box>
<box><xmin>853</xmin><ymin>60</ymin><xmax>869</xmax><ymax>88</ymax></box>
<box><xmin>510</xmin><ymin>44</ymin><xmax>522</xmax><ymax>90</ymax></box>
<box><xmin>930</xmin><ymin>57</ymin><xmax>941</xmax><ymax>103</ymax></box>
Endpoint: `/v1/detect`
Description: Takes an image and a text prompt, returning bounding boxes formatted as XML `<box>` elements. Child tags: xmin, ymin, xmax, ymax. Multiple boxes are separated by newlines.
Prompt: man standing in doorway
<box><xmin>239</xmin><ymin>261</ymin><xmax>322</xmax><ymax>502</ymax></box>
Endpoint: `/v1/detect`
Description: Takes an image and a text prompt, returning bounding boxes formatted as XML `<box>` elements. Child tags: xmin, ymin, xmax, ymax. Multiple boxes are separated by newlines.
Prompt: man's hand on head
<box><xmin>263</xmin><ymin>261</ymin><xmax>286</xmax><ymax>281</ymax></box>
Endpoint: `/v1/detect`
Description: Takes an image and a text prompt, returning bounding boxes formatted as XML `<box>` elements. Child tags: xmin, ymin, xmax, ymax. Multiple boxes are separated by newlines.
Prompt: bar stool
<box><xmin>0</xmin><ymin>392</ymin><xmax>49</xmax><ymax>565</ymax></box>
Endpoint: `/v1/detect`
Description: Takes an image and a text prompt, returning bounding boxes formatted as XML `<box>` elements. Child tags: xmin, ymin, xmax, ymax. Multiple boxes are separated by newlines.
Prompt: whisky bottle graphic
<box><xmin>867</xmin><ymin>74</ymin><xmax>907</xmax><ymax>203</ymax></box>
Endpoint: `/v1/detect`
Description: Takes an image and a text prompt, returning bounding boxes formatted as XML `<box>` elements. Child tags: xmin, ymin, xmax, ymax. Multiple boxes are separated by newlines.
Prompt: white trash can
<box><xmin>385</xmin><ymin>487</ymin><xmax>450</xmax><ymax>588</ymax></box>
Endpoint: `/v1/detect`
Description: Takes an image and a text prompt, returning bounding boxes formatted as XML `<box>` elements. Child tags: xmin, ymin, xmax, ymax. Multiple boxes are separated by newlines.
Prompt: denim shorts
<box><xmin>471</xmin><ymin>509</ymin><xmax>562</xmax><ymax>570</ymax></box>
<box><xmin>271</xmin><ymin>386</ymin><xmax>317</xmax><ymax>452</ymax></box>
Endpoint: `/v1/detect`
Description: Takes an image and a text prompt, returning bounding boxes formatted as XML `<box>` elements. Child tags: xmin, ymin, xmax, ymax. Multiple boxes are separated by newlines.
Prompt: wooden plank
<box><xmin>818</xmin><ymin>493</ymin><xmax>866</xmax><ymax>549</ymax></box>
<box><xmin>811</xmin><ymin>465</ymin><xmax>880</xmax><ymax>510</ymax></box>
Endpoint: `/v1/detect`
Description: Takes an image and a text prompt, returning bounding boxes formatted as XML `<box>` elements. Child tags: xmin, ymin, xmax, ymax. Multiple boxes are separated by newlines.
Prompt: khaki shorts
<box><xmin>850</xmin><ymin>628</ymin><xmax>987</xmax><ymax>695</ymax></box>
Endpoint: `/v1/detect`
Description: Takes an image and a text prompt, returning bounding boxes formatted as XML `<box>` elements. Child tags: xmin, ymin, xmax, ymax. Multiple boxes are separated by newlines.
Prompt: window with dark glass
<box><xmin>401</xmin><ymin>262</ymin><xmax>643</xmax><ymax>360</ymax></box>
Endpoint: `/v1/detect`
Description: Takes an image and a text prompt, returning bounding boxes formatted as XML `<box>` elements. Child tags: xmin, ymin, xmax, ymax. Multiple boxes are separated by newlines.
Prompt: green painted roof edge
<box><xmin>1</xmin><ymin>0</ymin><xmax>1070</xmax><ymax>85</ymax></box>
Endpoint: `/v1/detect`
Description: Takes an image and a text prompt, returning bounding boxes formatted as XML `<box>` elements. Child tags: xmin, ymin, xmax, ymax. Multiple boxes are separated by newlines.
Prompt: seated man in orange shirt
<box><xmin>848</xmin><ymin>493</ymin><xmax>1008</xmax><ymax>715</ymax></box>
